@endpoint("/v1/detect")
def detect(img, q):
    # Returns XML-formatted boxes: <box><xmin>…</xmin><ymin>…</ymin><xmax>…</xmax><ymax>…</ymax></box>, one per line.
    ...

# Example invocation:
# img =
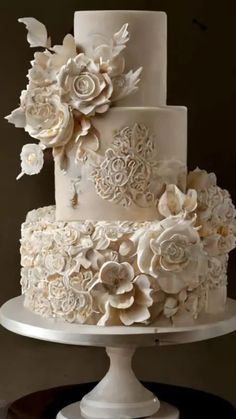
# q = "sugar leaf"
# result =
<box><xmin>18</xmin><ymin>17</ymin><xmax>51</xmax><ymax>48</ymax></box>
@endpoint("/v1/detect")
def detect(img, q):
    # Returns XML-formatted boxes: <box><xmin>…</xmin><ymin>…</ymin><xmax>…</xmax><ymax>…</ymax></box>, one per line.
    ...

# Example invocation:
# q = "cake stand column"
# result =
<box><xmin>80</xmin><ymin>346</ymin><xmax>160</xmax><ymax>418</ymax></box>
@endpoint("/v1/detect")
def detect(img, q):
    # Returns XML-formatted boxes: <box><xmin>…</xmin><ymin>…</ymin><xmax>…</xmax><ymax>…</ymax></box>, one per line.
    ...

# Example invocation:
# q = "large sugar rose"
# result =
<box><xmin>7</xmin><ymin>87</ymin><xmax>74</xmax><ymax>148</ymax></box>
<box><xmin>137</xmin><ymin>217</ymin><xmax>207</xmax><ymax>294</ymax></box>
<box><xmin>24</xmin><ymin>87</ymin><xmax>74</xmax><ymax>147</ymax></box>
<box><xmin>58</xmin><ymin>54</ymin><xmax>113</xmax><ymax>116</ymax></box>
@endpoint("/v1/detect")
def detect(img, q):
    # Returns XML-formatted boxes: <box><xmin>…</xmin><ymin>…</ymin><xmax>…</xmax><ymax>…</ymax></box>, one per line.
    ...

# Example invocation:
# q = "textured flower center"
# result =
<box><xmin>45</xmin><ymin>253</ymin><xmax>66</xmax><ymax>273</ymax></box>
<box><xmin>73</xmin><ymin>74</ymin><xmax>95</xmax><ymax>97</ymax></box>
<box><xmin>160</xmin><ymin>236</ymin><xmax>190</xmax><ymax>269</ymax></box>
<box><xmin>27</xmin><ymin>153</ymin><xmax>37</xmax><ymax>164</ymax></box>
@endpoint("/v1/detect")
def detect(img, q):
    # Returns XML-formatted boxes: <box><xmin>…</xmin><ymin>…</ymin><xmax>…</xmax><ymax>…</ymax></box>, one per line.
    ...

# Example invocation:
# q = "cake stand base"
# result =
<box><xmin>57</xmin><ymin>400</ymin><xmax>179</xmax><ymax>419</ymax></box>
<box><xmin>61</xmin><ymin>346</ymin><xmax>163</xmax><ymax>418</ymax></box>
<box><xmin>2</xmin><ymin>296</ymin><xmax>236</xmax><ymax>419</ymax></box>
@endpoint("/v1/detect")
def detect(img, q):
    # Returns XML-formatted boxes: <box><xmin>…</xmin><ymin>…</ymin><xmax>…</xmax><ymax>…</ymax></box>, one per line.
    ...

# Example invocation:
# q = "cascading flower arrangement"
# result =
<box><xmin>5</xmin><ymin>17</ymin><xmax>142</xmax><ymax>178</ymax></box>
<box><xmin>5</xmin><ymin>18</ymin><xmax>236</xmax><ymax>326</ymax></box>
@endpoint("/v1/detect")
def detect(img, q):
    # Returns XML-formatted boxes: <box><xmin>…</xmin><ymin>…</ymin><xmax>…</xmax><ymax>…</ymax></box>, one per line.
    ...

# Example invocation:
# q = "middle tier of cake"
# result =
<box><xmin>55</xmin><ymin>106</ymin><xmax>187</xmax><ymax>221</ymax></box>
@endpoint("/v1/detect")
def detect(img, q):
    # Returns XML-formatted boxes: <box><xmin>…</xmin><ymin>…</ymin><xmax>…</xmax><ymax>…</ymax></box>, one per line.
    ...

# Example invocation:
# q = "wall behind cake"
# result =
<box><xmin>0</xmin><ymin>0</ymin><xmax>236</xmax><ymax>406</ymax></box>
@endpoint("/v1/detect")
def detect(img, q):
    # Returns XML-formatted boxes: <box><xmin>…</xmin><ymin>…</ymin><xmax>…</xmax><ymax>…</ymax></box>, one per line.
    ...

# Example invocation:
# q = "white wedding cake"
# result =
<box><xmin>6</xmin><ymin>11</ymin><xmax>236</xmax><ymax>326</ymax></box>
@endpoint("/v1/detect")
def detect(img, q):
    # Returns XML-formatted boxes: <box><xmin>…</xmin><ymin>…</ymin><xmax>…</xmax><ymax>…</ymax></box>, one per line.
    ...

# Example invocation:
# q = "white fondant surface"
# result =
<box><xmin>55</xmin><ymin>106</ymin><xmax>187</xmax><ymax>221</ymax></box>
<box><xmin>74</xmin><ymin>11</ymin><xmax>167</xmax><ymax>107</ymax></box>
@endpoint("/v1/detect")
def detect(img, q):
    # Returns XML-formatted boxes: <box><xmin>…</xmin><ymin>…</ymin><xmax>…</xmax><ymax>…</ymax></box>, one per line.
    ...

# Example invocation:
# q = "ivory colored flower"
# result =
<box><xmin>54</xmin><ymin>226</ymin><xmax>80</xmax><ymax>246</ymax></box>
<box><xmin>58</xmin><ymin>54</ymin><xmax>113</xmax><ymax>116</ymax></box>
<box><xmin>158</xmin><ymin>184</ymin><xmax>197</xmax><ymax>218</ymax></box>
<box><xmin>17</xmin><ymin>143</ymin><xmax>44</xmax><ymax>179</ymax></box>
<box><xmin>7</xmin><ymin>87</ymin><xmax>74</xmax><ymax>148</ymax></box>
<box><xmin>206</xmin><ymin>255</ymin><xmax>228</xmax><ymax>289</ymax></box>
<box><xmin>98</xmin><ymin>261</ymin><xmax>134</xmax><ymax>295</ymax></box>
<box><xmin>187</xmin><ymin>168</ymin><xmax>236</xmax><ymax>256</ymax></box>
<box><xmin>203</xmin><ymin>233</ymin><xmax>236</xmax><ymax>256</ymax></box>
<box><xmin>137</xmin><ymin>217</ymin><xmax>207</xmax><ymax>294</ymax></box>
<box><xmin>44</xmin><ymin>249</ymin><xmax>68</xmax><ymax>274</ymax></box>
<box><xmin>95</xmin><ymin>262</ymin><xmax>156</xmax><ymax>326</ymax></box>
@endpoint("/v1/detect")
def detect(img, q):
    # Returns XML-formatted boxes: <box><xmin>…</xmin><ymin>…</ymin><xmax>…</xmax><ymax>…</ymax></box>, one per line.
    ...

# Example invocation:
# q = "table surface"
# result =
<box><xmin>1</xmin><ymin>296</ymin><xmax>236</xmax><ymax>347</ymax></box>
<box><xmin>6</xmin><ymin>382</ymin><xmax>236</xmax><ymax>419</ymax></box>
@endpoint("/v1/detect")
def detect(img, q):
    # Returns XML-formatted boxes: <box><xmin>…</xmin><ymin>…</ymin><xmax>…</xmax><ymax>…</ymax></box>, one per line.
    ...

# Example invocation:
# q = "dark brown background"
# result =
<box><xmin>0</xmin><ymin>0</ymin><xmax>236</xmax><ymax>405</ymax></box>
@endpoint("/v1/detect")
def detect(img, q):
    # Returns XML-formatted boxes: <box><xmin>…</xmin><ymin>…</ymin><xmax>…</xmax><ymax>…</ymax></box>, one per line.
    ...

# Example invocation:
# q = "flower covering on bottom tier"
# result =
<box><xmin>20</xmin><ymin>172</ymin><xmax>236</xmax><ymax>326</ymax></box>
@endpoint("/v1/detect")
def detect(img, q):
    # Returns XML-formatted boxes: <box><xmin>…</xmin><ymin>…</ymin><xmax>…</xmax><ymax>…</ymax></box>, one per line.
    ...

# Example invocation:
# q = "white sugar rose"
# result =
<box><xmin>212</xmin><ymin>191</ymin><xmax>236</xmax><ymax>226</ymax></box>
<box><xmin>203</xmin><ymin>233</ymin><xmax>236</xmax><ymax>256</ymax></box>
<box><xmin>21</xmin><ymin>266</ymin><xmax>46</xmax><ymax>293</ymax></box>
<box><xmin>72</xmin><ymin>292</ymin><xmax>94</xmax><ymax>324</ymax></box>
<box><xmin>58</xmin><ymin>54</ymin><xmax>113</xmax><ymax>116</ymax></box>
<box><xmin>138</xmin><ymin>217</ymin><xmax>207</xmax><ymax>294</ymax></box>
<box><xmin>48</xmin><ymin>275</ymin><xmax>94</xmax><ymax>323</ymax></box>
<box><xmin>187</xmin><ymin>168</ymin><xmax>236</xmax><ymax>231</ymax></box>
<box><xmin>68</xmin><ymin>270</ymin><xmax>97</xmax><ymax>292</ymax></box>
<box><xmin>54</xmin><ymin>226</ymin><xmax>79</xmax><ymax>246</ymax></box>
<box><xmin>44</xmin><ymin>249</ymin><xmax>68</xmax><ymax>274</ymax></box>
<box><xmin>48</xmin><ymin>275</ymin><xmax>67</xmax><ymax>299</ymax></box>
<box><xmin>92</xmin><ymin>221</ymin><xmax>124</xmax><ymax>250</ymax></box>
<box><xmin>17</xmin><ymin>143</ymin><xmax>44</xmax><ymax>179</ymax></box>
<box><xmin>206</xmin><ymin>255</ymin><xmax>228</xmax><ymax>289</ymax></box>
<box><xmin>26</xmin><ymin>206</ymin><xmax>56</xmax><ymax>223</ymax></box>
<box><xmin>12</xmin><ymin>87</ymin><xmax>74</xmax><ymax>148</ymax></box>
<box><xmin>24</xmin><ymin>289</ymin><xmax>53</xmax><ymax>318</ymax></box>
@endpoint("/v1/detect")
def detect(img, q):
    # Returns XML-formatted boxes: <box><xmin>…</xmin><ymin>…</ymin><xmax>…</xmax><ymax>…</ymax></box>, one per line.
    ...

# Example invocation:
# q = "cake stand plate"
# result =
<box><xmin>1</xmin><ymin>296</ymin><xmax>236</xmax><ymax>419</ymax></box>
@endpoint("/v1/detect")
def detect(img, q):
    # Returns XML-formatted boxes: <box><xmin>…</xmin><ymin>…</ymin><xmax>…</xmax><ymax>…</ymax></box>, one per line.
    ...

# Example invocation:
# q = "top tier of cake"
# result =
<box><xmin>74</xmin><ymin>10</ymin><xmax>167</xmax><ymax>107</ymax></box>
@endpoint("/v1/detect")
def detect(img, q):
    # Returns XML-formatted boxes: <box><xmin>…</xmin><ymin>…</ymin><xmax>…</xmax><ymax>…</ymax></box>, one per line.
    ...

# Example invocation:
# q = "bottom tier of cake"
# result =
<box><xmin>20</xmin><ymin>170</ymin><xmax>236</xmax><ymax>326</ymax></box>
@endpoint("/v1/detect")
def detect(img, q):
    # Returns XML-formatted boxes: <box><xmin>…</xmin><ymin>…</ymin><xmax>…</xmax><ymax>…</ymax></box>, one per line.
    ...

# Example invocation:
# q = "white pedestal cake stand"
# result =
<box><xmin>1</xmin><ymin>296</ymin><xmax>236</xmax><ymax>419</ymax></box>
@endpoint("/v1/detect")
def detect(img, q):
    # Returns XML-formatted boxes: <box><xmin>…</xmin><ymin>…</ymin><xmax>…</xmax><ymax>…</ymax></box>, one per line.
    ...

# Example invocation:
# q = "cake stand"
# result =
<box><xmin>1</xmin><ymin>296</ymin><xmax>236</xmax><ymax>419</ymax></box>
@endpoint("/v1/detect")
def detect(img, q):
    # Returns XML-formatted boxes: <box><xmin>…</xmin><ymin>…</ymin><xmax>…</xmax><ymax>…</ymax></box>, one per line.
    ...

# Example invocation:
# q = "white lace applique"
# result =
<box><xmin>90</xmin><ymin>123</ymin><xmax>158</xmax><ymax>207</ymax></box>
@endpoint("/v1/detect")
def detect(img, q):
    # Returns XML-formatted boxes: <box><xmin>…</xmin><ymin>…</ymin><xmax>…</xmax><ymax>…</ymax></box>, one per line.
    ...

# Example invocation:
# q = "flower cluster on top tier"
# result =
<box><xmin>20</xmin><ymin>170</ymin><xmax>236</xmax><ymax>326</ymax></box>
<box><xmin>6</xmin><ymin>17</ymin><xmax>142</xmax><ymax>178</ymax></box>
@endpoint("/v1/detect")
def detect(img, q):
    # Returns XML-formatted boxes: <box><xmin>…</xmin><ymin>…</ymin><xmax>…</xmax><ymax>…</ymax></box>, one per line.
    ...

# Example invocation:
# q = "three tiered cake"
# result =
<box><xmin>6</xmin><ymin>11</ymin><xmax>236</xmax><ymax>326</ymax></box>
